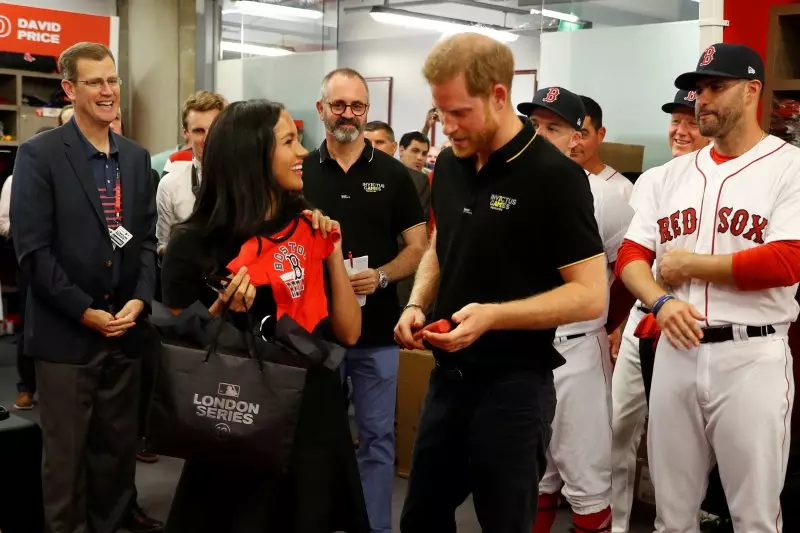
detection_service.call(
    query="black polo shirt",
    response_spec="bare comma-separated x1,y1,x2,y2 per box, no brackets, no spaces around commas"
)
432,120,603,371
303,139,425,347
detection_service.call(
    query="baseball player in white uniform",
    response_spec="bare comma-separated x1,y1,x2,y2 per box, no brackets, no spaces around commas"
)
571,95,634,202
610,89,710,533
615,43,800,533
519,87,634,533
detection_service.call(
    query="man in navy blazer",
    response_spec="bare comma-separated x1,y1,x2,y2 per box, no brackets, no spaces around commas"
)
10,42,157,533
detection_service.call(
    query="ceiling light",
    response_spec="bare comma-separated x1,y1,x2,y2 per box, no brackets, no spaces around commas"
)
368,7,518,43
221,41,295,56
530,8,580,23
223,0,323,20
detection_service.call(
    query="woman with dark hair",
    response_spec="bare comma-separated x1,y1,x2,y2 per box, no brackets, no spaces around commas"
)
160,99,368,533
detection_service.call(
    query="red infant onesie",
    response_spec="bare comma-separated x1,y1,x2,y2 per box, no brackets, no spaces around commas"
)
227,216,340,333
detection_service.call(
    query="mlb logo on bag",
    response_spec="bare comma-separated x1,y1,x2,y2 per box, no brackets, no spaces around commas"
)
218,382,240,398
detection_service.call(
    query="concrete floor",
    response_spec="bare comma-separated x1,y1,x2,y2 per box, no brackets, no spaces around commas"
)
0,335,656,532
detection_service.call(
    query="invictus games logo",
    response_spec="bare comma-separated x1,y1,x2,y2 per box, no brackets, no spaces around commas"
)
489,194,517,212
193,383,260,426
363,182,385,193
272,241,306,299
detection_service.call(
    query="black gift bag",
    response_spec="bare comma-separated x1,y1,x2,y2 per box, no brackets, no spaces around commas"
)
147,301,345,473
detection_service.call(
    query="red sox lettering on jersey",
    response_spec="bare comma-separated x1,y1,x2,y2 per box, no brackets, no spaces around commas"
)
624,136,800,326
656,207,768,244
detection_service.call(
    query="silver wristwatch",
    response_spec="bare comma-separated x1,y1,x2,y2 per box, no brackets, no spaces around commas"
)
378,270,389,289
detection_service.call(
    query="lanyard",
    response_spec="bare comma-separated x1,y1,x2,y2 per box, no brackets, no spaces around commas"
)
113,164,121,221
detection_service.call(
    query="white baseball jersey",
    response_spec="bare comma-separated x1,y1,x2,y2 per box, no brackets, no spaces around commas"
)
625,135,800,326
592,165,633,203
556,179,634,337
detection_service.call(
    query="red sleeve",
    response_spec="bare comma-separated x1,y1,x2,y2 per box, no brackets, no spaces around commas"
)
606,277,638,333
732,241,800,291
169,148,193,162
227,238,272,286
613,239,656,279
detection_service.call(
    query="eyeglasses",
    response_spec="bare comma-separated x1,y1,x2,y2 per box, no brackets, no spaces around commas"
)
327,100,369,116
73,77,123,89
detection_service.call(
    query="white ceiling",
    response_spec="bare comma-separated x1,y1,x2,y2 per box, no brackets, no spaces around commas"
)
220,0,699,52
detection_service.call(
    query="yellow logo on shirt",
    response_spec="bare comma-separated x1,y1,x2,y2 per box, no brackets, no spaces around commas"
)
489,194,517,212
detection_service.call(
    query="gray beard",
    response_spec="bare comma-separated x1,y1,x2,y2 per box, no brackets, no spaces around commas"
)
332,127,360,143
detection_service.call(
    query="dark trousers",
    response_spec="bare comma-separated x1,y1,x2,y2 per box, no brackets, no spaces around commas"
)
639,338,730,518
36,342,141,533
400,364,557,533
15,275,35,394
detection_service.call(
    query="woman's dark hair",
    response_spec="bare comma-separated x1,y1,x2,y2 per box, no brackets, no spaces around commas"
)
182,99,308,251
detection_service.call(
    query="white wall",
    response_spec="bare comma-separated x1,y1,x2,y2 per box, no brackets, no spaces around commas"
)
338,32,540,146
7,0,116,16
127,0,180,153
229,50,338,149
539,20,699,169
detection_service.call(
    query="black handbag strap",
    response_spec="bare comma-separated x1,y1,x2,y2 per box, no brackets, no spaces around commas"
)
204,292,267,371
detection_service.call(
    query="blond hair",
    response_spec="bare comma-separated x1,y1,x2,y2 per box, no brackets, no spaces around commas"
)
422,33,514,98
181,91,228,129
58,42,114,82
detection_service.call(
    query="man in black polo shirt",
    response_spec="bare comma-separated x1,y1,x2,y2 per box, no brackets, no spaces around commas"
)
302,67,428,533
394,33,608,533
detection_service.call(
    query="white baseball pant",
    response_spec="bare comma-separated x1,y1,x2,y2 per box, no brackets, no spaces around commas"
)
540,329,613,514
649,328,794,533
610,307,649,533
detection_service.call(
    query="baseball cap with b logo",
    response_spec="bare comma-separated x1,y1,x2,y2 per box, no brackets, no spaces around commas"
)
661,90,698,114
517,86,586,131
674,43,764,91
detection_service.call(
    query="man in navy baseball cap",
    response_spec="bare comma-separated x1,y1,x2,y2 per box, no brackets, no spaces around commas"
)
675,43,764,90
676,43,765,141
662,89,710,157
517,87,586,155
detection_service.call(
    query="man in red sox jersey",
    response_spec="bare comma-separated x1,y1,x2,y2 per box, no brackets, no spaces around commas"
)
615,43,800,533
609,88,710,533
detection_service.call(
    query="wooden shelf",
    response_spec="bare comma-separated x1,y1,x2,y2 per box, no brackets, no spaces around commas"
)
0,140,19,147
762,4,800,133
773,79,800,92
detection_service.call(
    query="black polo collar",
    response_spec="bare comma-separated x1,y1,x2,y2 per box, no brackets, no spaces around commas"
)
70,116,119,159
454,117,538,170
319,137,376,164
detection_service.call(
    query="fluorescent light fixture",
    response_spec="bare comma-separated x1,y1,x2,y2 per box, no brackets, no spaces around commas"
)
222,0,323,20
369,6,518,43
221,41,295,56
530,8,580,23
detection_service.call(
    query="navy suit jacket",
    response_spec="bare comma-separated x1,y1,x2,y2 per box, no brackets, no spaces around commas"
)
10,123,158,363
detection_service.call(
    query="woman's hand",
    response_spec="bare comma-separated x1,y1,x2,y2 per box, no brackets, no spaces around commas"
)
303,209,340,239
212,267,256,314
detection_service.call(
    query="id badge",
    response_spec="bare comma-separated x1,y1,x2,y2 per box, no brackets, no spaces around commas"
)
109,225,133,249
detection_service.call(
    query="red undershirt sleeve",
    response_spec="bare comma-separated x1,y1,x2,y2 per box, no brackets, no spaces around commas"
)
732,240,800,291
613,239,656,279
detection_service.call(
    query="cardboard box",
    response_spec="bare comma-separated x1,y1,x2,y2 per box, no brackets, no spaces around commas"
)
599,142,645,173
396,349,436,478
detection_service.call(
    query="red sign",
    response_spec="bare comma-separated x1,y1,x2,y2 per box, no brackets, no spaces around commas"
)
0,3,112,58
